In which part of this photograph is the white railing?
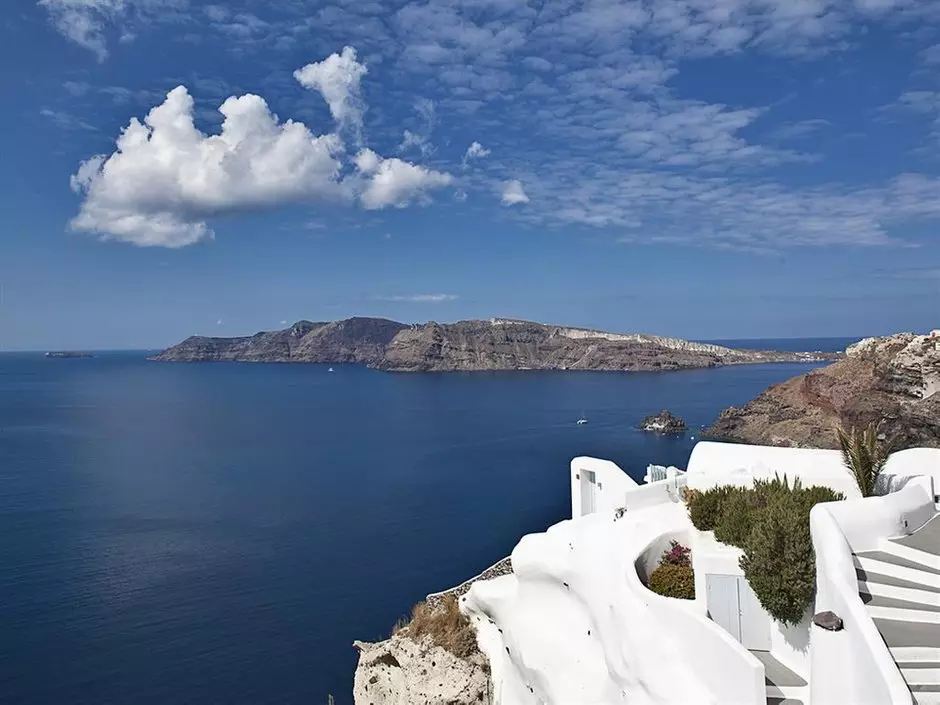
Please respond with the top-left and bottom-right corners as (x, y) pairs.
(645, 463), (686, 483)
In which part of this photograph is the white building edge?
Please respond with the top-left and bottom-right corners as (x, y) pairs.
(462, 442), (940, 705)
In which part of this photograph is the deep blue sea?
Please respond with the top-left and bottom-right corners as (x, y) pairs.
(0, 338), (855, 704)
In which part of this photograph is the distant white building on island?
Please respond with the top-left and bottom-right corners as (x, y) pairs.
(463, 441), (940, 705)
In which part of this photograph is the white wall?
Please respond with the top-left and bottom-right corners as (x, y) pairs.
(882, 447), (940, 500)
(686, 442), (862, 498)
(809, 484), (936, 705)
(629, 527), (765, 705)
(687, 441), (940, 502)
(570, 457), (639, 519)
(464, 497), (765, 704)
(770, 608), (811, 679)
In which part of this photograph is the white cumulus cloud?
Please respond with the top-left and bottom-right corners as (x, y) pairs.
(355, 149), (452, 210)
(70, 86), (347, 247)
(293, 46), (368, 140)
(500, 179), (529, 206)
(68, 49), (455, 247)
(462, 141), (490, 166)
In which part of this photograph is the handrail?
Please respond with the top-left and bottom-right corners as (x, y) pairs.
(810, 500), (916, 705)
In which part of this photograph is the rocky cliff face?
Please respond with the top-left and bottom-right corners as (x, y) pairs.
(706, 331), (940, 449)
(352, 635), (489, 705)
(152, 317), (839, 372)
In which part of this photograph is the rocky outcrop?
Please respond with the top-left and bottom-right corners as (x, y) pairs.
(352, 635), (489, 705)
(706, 331), (940, 449)
(352, 558), (510, 705)
(152, 317), (840, 372)
(639, 410), (687, 434)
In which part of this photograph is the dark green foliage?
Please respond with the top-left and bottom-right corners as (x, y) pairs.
(740, 492), (816, 626)
(648, 564), (695, 600)
(797, 484), (845, 512)
(714, 489), (762, 548)
(687, 474), (844, 625)
(686, 485), (738, 531)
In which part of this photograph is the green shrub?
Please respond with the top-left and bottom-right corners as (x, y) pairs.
(686, 485), (739, 531)
(648, 564), (695, 600)
(740, 491), (815, 626)
(714, 490), (763, 548)
(797, 484), (844, 512)
(686, 474), (844, 626)
(753, 474), (796, 505)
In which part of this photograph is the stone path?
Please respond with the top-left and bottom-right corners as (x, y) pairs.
(425, 557), (512, 611)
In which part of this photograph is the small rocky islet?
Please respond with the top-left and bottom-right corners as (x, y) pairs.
(639, 410), (687, 434)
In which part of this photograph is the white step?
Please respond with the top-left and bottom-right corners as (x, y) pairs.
(903, 667), (940, 686)
(893, 647), (940, 663)
(914, 693), (940, 705)
(765, 684), (808, 701)
(868, 605), (940, 625)
(860, 580), (940, 609)
(856, 555), (940, 590)
(880, 540), (940, 573)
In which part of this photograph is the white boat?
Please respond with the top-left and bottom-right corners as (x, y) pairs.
(328, 367), (335, 373)
(577, 417), (588, 425)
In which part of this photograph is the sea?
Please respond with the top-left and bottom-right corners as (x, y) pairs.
(0, 337), (856, 704)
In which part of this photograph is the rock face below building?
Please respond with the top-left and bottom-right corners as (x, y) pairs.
(706, 331), (940, 449)
(352, 634), (489, 705)
(152, 317), (839, 372)
(639, 410), (687, 434)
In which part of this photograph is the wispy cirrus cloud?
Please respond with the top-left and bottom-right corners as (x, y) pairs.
(40, 107), (97, 131)
(377, 293), (459, 303)
(767, 119), (832, 142)
(40, 0), (940, 254)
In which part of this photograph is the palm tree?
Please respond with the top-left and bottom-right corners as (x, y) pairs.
(836, 420), (897, 497)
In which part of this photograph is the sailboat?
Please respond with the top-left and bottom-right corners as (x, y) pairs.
(576, 410), (588, 425)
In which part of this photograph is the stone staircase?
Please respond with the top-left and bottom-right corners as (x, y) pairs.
(749, 649), (807, 705)
(855, 513), (940, 705)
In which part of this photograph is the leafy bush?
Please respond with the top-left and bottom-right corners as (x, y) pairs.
(740, 491), (816, 626)
(686, 485), (738, 531)
(686, 474), (844, 625)
(837, 420), (897, 497)
(714, 489), (762, 548)
(648, 564), (695, 599)
(661, 540), (691, 567)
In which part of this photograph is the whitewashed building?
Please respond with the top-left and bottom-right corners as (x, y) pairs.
(463, 441), (940, 705)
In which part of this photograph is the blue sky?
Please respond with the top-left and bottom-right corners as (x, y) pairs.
(1, 0), (939, 350)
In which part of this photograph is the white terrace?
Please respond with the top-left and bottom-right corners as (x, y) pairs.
(462, 441), (940, 705)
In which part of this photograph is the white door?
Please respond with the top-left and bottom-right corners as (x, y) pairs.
(706, 574), (771, 650)
(706, 574), (741, 641)
(580, 470), (596, 516)
(737, 578), (772, 651)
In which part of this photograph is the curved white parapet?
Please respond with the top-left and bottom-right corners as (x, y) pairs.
(810, 484), (936, 705)
(462, 499), (764, 705)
